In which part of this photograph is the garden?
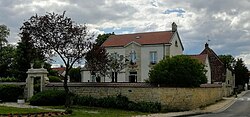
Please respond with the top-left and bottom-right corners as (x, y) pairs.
(0, 84), (157, 116)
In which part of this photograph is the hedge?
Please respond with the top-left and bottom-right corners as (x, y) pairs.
(30, 91), (162, 112)
(0, 85), (24, 102)
(29, 90), (67, 106)
(0, 77), (19, 82)
(48, 76), (62, 82)
(73, 94), (161, 113)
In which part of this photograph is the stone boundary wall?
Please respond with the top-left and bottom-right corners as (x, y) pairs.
(45, 83), (223, 110)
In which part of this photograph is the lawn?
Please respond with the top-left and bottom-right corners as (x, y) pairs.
(0, 105), (147, 117)
(47, 106), (147, 117)
(0, 106), (52, 114)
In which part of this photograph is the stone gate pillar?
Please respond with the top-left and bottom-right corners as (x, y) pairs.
(25, 64), (49, 99)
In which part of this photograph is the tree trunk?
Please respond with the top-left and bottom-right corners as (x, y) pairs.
(91, 71), (96, 82)
(64, 68), (70, 108)
(115, 72), (118, 82)
(111, 72), (114, 82)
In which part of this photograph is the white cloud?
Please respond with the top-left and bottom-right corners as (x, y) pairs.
(1, 0), (250, 67)
(235, 53), (250, 69)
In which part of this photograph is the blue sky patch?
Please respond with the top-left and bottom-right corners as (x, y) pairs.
(101, 27), (135, 34)
(164, 8), (185, 16)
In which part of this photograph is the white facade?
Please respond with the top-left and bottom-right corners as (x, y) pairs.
(81, 30), (184, 82)
(204, 55), (212, 83)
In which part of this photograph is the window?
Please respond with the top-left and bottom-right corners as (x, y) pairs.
(130, 50), (136, 64)
(150, 51), (157, 64)
(129, 72), (137, 83)
(175, 40), (178, 47)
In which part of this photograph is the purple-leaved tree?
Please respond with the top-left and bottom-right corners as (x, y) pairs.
(21, 11), (93, 107)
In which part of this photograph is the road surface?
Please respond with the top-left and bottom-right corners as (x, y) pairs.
(194, 91), (250, 117)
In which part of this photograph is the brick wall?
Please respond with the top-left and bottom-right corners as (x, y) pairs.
(45, 83), (223, 110)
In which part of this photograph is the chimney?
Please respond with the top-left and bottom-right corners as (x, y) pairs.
(172, 22), (177, 32)
(205, 43), (209, 48)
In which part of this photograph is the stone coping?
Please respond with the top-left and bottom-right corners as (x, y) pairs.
(46, 82), (222, 88)
(46, 82), (155, 88)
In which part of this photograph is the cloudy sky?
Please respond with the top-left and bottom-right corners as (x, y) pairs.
(1, 0), (250, 68)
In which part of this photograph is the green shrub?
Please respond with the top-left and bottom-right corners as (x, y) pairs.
(0, 77), (19, 82)
(0, 85), (24, 102)
(69, 68), (81, 82)
(73, 95), (161, 113)
(29, 90), (67, 106)
(65, 108), (73, 114)
(149, 55), (207, 87)
(134, 101), (161, 113)
(48, 76), (62, 82)
(115, 94), (130, 109)
(73, 95), (98, 106)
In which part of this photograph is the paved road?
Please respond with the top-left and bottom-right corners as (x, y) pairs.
(194, 91), (250, 117)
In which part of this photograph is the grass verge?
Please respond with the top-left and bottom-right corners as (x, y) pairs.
(0, 106), (52, 114)
(46, 106), (148, 117)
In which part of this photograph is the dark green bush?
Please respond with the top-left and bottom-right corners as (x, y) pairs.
(73, 94), (161, 113)
(48, 76), (62, 82)
(115, 94), (130, 109)
(29, 90), (67, 106)
(0, 85), (24, 102)
(134, 101), (161, 113)
(0, 77), (19, 82)
(149, 55), (207, 87)
(73, 95), (98, 106)
(65, 108), (73, 114)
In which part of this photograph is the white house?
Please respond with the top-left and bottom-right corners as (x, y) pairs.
(188, 54), (212, 84)
(81, 22), (184, 82)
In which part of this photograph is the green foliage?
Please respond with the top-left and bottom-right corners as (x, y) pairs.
(73, 95), (97, 107)
(219, 55), (249, 88)
(0, 77), (18, 82)
(73, 95), (161, 113)
(129, 101), (161, 113)
(48, 76), (62, 82)
(149, 55), (207, 87)
(12, 31), (45, 81)
(96, 32), (114, 46)
(0, 45), (16, 78)
(0, 106), (53, 114)
(0, 24), (10, 49)
(234, 58), (249, 86)
(29, 90), (67, 106)
(65, 108), (73, 114)
(219, 54), (235, 70)
(0, 85), (24, 102)
(69, 68), (81, 82)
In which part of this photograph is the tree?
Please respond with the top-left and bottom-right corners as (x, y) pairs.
(0, 45), (16, 77)
(234, 58), (249, 87)
(107, 52), (127, 82)
(68, 67), (81, 82)
(219, 55), (235, 70)
(95, 32), (114, 46)
(12, 31), (45, 81)
(149, 55), (207, 87)
(0, 24), (10, 50)
(85, 44), (110, 82)
(21, 12), (93, 107)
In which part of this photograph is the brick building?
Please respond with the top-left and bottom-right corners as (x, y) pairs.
(200, 43), (226, 83)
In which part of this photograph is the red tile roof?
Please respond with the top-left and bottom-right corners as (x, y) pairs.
(187, 54), (208, 64)
(51, 67), (65, 75)
(102, 31), (174, 47)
